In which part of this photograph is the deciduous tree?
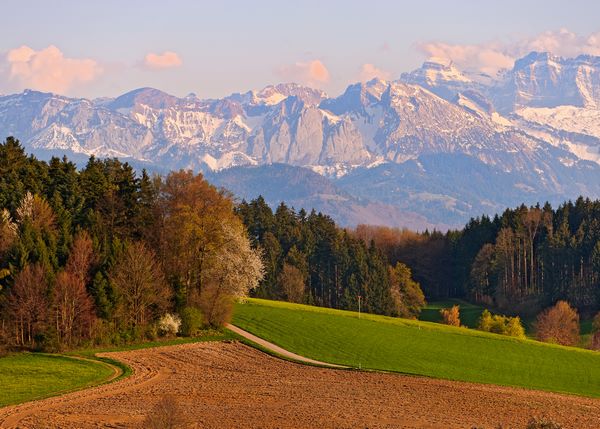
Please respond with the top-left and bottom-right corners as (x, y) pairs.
(389, 262), (426, 319)
(6, 264), (49, 346)
(110, 242), (170, 329)
(535, 301), (580, 346)
(440, 305), (460, 327)
(53, 271), (96, 346)
(199, 222), (263, 326)
(278, 262), (306, 303)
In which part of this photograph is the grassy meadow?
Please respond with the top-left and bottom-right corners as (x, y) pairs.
(233, 298), (600, 397)
(0, 353), (114, 407)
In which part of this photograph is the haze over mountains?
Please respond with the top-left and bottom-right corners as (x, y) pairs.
(2, 51), (600, 229)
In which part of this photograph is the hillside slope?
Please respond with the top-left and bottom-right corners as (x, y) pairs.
(233, 298), (600, 397)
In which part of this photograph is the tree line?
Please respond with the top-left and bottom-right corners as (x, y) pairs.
(0, 137), (427, 350)
(0, 137), (262, 350)
(354, 199), (600, 318)
(236, 197), (425, 318)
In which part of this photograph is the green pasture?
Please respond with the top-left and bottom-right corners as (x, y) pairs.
(233, 298), (600, 397)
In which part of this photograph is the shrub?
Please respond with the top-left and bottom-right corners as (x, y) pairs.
(440, 305), (460, 326)
(505, 317), (526, 338)
(199, 289), (234, 328)
(478, 309), (493, 332)
(535, 301), (579, 346)
(477, 309), (525, 338)
(180, 307), (204, 337)
(158, 313), (181, 337)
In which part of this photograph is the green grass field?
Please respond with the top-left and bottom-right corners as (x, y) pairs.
(422, 300), (594, 345)
(0, 353), (114, 407)
(233, 298), (600, 397)
(0, 330), (236, 408)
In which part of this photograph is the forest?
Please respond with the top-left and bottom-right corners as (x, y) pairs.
(2, 135), (600, 352)
(355, 200), (600, 318)
(0, 137), (263, 350)
(0, 137), (423, 351)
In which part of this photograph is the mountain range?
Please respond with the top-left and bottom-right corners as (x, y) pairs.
(2, 51), (600, 229)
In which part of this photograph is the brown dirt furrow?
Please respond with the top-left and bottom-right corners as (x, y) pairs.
(0, 341), (599, 428)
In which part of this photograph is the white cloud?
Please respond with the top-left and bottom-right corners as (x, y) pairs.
(357, 63), (391, 82)
(416, 28), (600, 75)
(143, 51), (182, 70)
(523, 28), (600, 57)
(277, 59), (330, 87)
(2, 45), (102, 94)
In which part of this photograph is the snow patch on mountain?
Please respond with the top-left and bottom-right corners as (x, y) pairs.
(517, 106), (600, 138)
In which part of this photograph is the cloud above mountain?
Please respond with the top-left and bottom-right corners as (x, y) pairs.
(357, 63), (391, 82)
(143, 51), (183, 69)
(1, 45), (102, 94)
(277, 59), (330, 87)
(417, 28), (600, 75)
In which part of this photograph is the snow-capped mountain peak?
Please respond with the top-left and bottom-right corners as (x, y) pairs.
(3, 50), (600, 228)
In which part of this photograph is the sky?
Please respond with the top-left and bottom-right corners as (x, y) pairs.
(2, 0), (600, 99)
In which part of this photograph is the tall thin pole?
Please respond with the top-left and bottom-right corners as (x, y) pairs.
(358, 294), (362, 370)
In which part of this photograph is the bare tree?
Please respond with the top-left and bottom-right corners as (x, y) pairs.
(52, 231), (97, 347)
(0, 209), (17, 289)
(6, 264), (48, 346)
(278, 263), (305, 303)
(110, 242), (170, 329)
(53, 271), (96, 347)
(65, 231), (95, 284)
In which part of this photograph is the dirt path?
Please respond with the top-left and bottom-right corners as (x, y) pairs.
(226, 323), (347, 368)
(0, 341), (599, 428)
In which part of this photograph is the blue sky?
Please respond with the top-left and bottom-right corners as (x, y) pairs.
(2, 0), (600, 98)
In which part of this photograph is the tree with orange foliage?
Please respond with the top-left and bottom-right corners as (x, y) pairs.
(440, 305), (460, 327)
(535, 301), (580, 346)
(159, 170), (236, 303)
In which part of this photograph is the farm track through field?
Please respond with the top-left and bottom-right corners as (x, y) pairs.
(226, 323), (348, 368)
(0, 341), (599, 428)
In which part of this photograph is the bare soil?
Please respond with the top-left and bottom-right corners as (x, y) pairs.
(0, 341), (599, 428)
